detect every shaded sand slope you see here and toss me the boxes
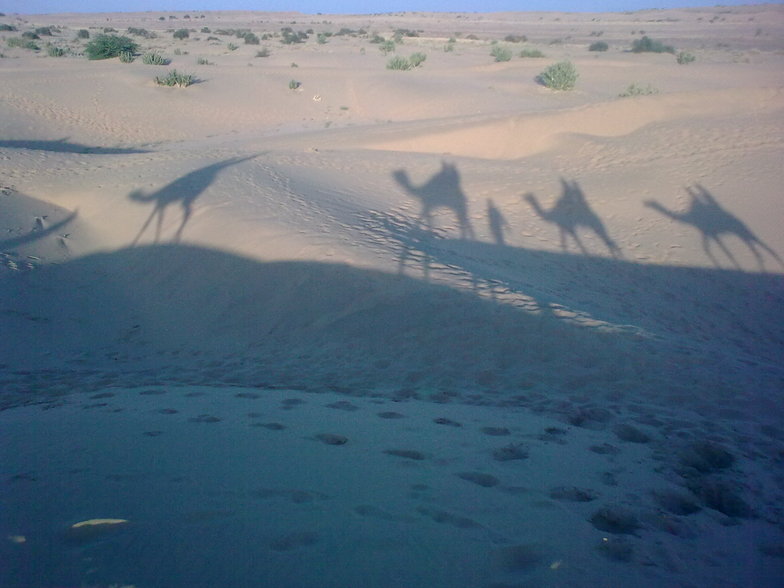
[1,244,781,422]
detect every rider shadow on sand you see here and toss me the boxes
[129,155,256,246]
[523,178,622,258]
[392,161,476,241]
[645,184,784,271]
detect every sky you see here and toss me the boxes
[0,0,779,15]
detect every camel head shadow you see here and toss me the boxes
[523,178,621,257]
[645,184,783,271]
[129,155,258,246]
[392,160,475,240]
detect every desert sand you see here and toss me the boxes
[1,5,783,587]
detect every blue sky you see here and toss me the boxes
[1,0,778,15]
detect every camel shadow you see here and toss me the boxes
[392,161,475,241]
[129,155,257,246]
[523,178,621,258]
[645,184,783,271]
[487,199,510,246]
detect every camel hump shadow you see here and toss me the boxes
[645,184,784,270]
[393,160,475,240]
[523,177,621,257]
[129,155,257,246]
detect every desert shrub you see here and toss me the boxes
[370,34,385,43]
[491,45,513,62]
[618,83,658,97]
[142,52,169,65]
[173,28,190,40]
[379,40,395,55]
[281,27,307,44]
[0,24,17,32]
[677,51,696,64]
[632,35,674,54]
[538,60,578,90]
[288,79,301,90]
[104,27,117,33]
[127,27,155,39]
[409,52,427,67]
[84,34,138,60]
[589,41,609,52]
[386,55,412,70]
[444,38,456,52]
[520,48,545,58]
[243,32,260,45]
[118,50,134,63]
[504,34,527,43]
[35,27,53,36]
[317,33,328,44]
[46,44,65,57]
[76,29,90,39]
[227,42,238,51]
[395,28,419,38]
[201,27,211,33]
[196,57,213,65]
[7,37,40,50]
[255,48,270,57]
[154,69,194,87]
[22,31,40,40]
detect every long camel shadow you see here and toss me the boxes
[392,161,476,241]
[645,184,784,271]
[0,138,152,154]
[523,178,621,258]
[129,155,257,246]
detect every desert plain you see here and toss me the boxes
[1,4,784,588]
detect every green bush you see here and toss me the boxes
[154,69,194,87]
[196,57,213,65]
[256,48,270,57]
[173,28,190,40]
[243,32,259,45]
[142,52,169,65]
[289,79,301,90]
[227,42,238,51]
[84,34,138,60]
[379,40,395,55]
[519,48,545,58]
[0,24,17,32]
[538,61,578,90]
[491,45,512,62]
[7,37,39,50]
[34,26,54,36]
[409,52,427,67]
[46,44,65,57]
[504,34,527,43]
[118,50,134,63]
[677,51,696,65]
[127,27,155,39]
[22,31,40,40]
[618,83,659,97]
[589,41,609,52]
[387,55,412,70]
[631,36,674,54]
[76,29,89,39]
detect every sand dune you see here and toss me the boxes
[1,6,784,588]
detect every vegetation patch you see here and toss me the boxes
[491,45,513,62]
[589,41,609,52]
[142,52,169,65]
[84,34,138,60]
[154,69,194,87]
[631,35,675,54]
[537,60,578,90]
